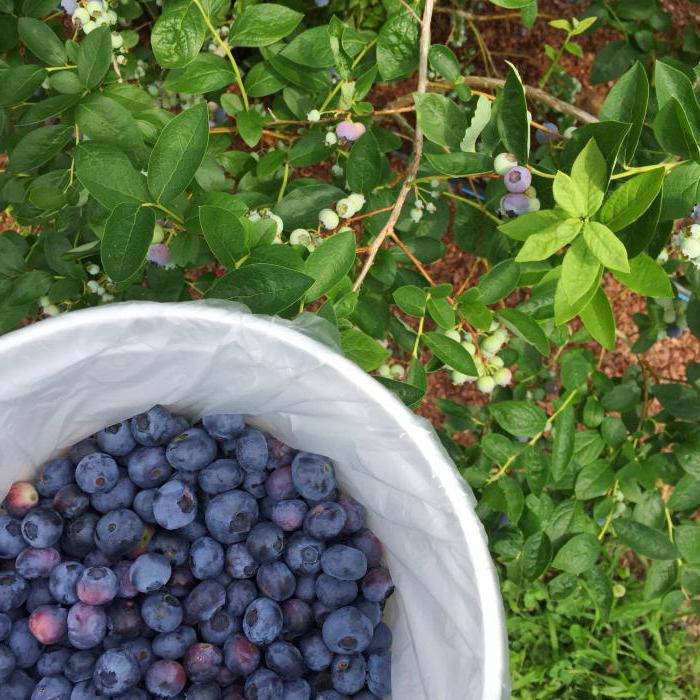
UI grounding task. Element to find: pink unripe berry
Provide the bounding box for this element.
[3,481,39,517]
[504,166,532,194]
[147,243,172,268]
[335,120,366,142]
[29,605,68,644]
[500,193,531,218]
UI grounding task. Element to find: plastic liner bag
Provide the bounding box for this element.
[0,301,510,699]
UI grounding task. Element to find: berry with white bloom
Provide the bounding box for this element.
[86,264,100,276]
[86,0,103,16]
[72,7,89,24]
[476,376,496,394]
[106,9,117,23]
[307,110,321,122]
[680,237,700,259]
[389,364,405,380]
[493,368,512,387]
[346,193,365,213]
[331,164,343,177]
[409,208,423,223]
[44,305,60,317]
[319,209,339,230]
[82,19,96,32]
[289,229,315,251]
[39,296,51,308]
[111,33,123,50]
[493,153,518,176]
[444,329,461,342]
[426,202,436,214]
[325,132,338,147]
[87,280,100,293]
[377,364,392,379]
[335,198,356,219]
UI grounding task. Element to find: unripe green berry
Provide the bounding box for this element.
[319,209,339,230]
[476,376,496,394]
[494,153,518,176]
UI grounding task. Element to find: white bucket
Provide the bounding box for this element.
[0,301,509,699]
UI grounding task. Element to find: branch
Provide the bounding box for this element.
[352,0,435,292]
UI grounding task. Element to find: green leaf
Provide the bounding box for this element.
[499,210,564,242]
[524,448,549,496]
[489,0,534,6]
[457,289,491,331]
[653,98,700,161]
[0,238,26,278]
[497,62,530,163]
[599,62,648,164]
[198,205,248,268]
[281,26,335,68]
[551,404,575,481]
[428,44,461,82]
[101,204,155,284]
[77,26,112,89]
[561,236,601,305]
[598,169,665,233]
[377,11,419,81]
[612,253,672,298]
[346,131,382,195]
[164,54,234,93]
[655,61,700,138]
[579,287,616,350]
[18,17,66,66]
[496,307,549,355]
[559,121,631,180]
[151,0,206,68]
[0,64,46,107]
[304,230,356,302]
[77,94,144,152]
[423,152,492,177]
[375,377,424,407]
[341,328,390,371]
[515,218,581,262]
[236,109,264,148]
[8,270,52,305]
[274,184,345,231]
[148,103,208,202]
[426,297,454,329]
[582,221,629,273]
[75,142,150,210]
[660,162,700,222]
[677,440,700,478]
[393,285,427,316]
[229,4,302,47]
[613,519,679,560]
[668,475,700,512]
[676,524,700,565]
[423,332,478,376]
[477,259,520,304]
[652,384,700,422]
[413,93,467,150]
[570,139,607,216]
[244,61,285,98]
[327,16,352,80]
[206,263,314,314]
[552,534,600,575]
[553,171,587,218]
[644,560,678,600]
[489,401,547,437]
[9,125,72,173]
[19,94,81,126]
[575,459,614,499]
[460,96,491,152]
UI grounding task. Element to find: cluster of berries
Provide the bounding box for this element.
[318,193,366,232]
[247,209,285,245]
[69,0,124,60]
[671,204,700,270]
[306,113,367,147]
[655,297,688,339]
[494,154,540,218]
[445,325,513,395]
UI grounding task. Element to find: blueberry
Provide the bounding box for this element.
[129,552,171,593]
[0,516,27,559]
[166,429,217,472]
[349,530,383,568]
[15,547,60,579]
[205,491,259,545]
[503,166,532,194]
[299,633,332,672]
[338,497,366,534]
[190,537,224,579]
[107,598,143,638]
[95,510,144,557]
[303,503,346,541]
[243,598,283,646]
[331,653,366,694]
[202,414,245,441]
[366,650,391,696]
[0,613,11,641]
[141,592,183,633]
[0,643,15,682]
[176,516,208,542]
[314,691,344,700]
[168,566,195,598]
[243,470,268,499]
[244,668,283,700]
[235,429,268,472]
[93,649,140,695]
[315,574,358,608]
[21,507,63,548]
[9,618,41,669]
[127,447,172,489]
[36,458,74,497]
[367,621,392,653]
[97,422,136,457]
[500,193,530,218]
[145,659,186,698]
[70,680,103,700]
[321,545,367,581]
[183,580,225,623]
[53,484,90,519]
[61,513,98,558]
[256,562,296,602]
[198,460,243,495]
[67,602,107,649]
[6,669,36,700]
[148,530,190,566]
[266,437,296,471]
[65,651,97,683]
[294,575,316,603]
[75,453,120,494]
[259,496,276,520]
[188,682,223,700]
[354,599,381,628]
[0,573,29,611]
[70,439,99,466]
[225,579,258,616]
[281,598,312,638]
[265,641,304,681]
[31,675,72,700]
[247,522,285,564]
[36,647,71,677]
[667,324,683,338]
[291,453,336,502]
[131,405,183,447]
[183,642,223,683]
[223,633,261,676]
[93,475,137,513]
[200,608,239,645]
[282,679,311,700]
[536,121,559,145]
[322,607,373,654]
[152,625,196,659]
[360,568,394,603]
[284,533,325,575]
[26,577,53,611]
[312,600,333,627]
[3,482,39,518]
[271,500,308,533]
[153,480,198,530]
[132,489,158,524]
[28,604,67,644]
[266,467,298,501]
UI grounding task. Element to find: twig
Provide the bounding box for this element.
[397,0,422,24]
[352,0,435,293]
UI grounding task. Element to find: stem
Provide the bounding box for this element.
[528,165,556,180]
[597,480,619,540]
[46,65,77,72]
[192,0,249,110]
[277,160,290,202]
[412,310,427,358]
[319,38,377,112]
[142,202,184,225]
[352,0,435,293]
[539,30,571,89]
[610,161,685,180]
[441,190,502,224]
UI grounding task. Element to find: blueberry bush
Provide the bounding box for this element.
[1,0,700,694]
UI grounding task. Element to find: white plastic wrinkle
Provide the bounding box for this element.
[0,301,510,699]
